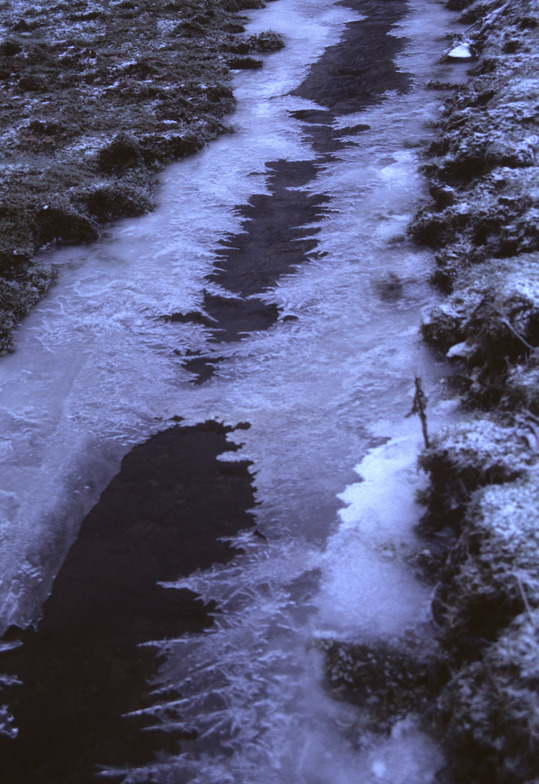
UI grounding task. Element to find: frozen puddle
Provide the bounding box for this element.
[0,0,467,779]
[127,429,450,784]
[322,432,435,640]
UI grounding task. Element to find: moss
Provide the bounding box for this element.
[227,55,263,69]
[0,39,22,56]
[96,133,143,174]
[411,0,539,304]
[422,253,539,408]
[438,611,539,784]
[418,417,534,538]
[506,360,539,415]
[408,4,539,778]
[35,203,99,246]
[317,635,448,736]
[431,478,539,656]
[247,30,284,52]
[0,263,54,354]
[79,182,154,222]
[415,431,539,782]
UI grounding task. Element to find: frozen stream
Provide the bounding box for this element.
[0,0,468,780]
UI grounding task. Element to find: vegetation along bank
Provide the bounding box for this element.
[0,0,283,353]
[322,1,539,782]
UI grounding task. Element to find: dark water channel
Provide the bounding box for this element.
[0,424,254,781]
[0,0,460,780]
[177,0,410,382]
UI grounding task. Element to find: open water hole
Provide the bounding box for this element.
[0,0,470,780]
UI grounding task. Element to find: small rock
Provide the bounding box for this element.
[446,341,472,359]
[429,182,457,208]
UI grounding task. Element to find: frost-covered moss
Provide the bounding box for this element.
[432,477,539,655]
[438,610,539,784]
[507,362,539,415]
[464,479,539,607]
[408,2,539,780]
[414,416,539,782]
[317,635,447,737]
[0,263,54,354]
[410,0,539,291]
[418,417,535,536]
[423,252,539,408]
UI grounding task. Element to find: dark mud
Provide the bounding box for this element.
[174,159,332,380]
[294,0,411,113]
[0,422,254,782]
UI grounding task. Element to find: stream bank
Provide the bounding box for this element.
[0,0,283,354]
[335,1,539,781]
[417,0,539,780]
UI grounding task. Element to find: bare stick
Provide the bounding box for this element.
[517,576,534,623]
[406,375,430,449]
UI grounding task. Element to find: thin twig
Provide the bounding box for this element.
[406,375,430,449]
[500,318,534,352]
[517,576,535,623]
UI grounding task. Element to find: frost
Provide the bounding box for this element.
[413,3,539,767]
[422,252,539,408]
[422,416,535,480]
[431,476,539,650]
[468,478,539,603]
[438,610,539,784]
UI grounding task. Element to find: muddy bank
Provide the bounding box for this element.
[413,2,539,780]
[0,421,255,781]
[321,2,539,782]
[0,0,284,354]
[412,0,539,784]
